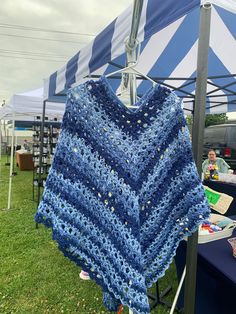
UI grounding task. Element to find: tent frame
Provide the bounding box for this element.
[7,115,15,209]
[89,72,236,113]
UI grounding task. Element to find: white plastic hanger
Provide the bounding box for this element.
[105,41,157,86]
[106,64,157,86]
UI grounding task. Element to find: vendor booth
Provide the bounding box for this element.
[1,0,236,313]
[0,87,65,210]
[37,0,236,313]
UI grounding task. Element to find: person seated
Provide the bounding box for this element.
[23,139,30,151]
[202,149,230,174]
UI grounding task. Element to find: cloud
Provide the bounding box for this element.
[0,0,131,102]
[2,0,54,17]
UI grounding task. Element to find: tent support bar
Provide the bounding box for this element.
[208,73,236,79]
[184,3,211,314]
[87,74,236,98]
[88,74,196,81]
[206,99,233,105]
[207,80,236,95]
[206,102,236,110]
[126,0,143,106]
[155,80,195,97]
[207,80,236,96]
[177,79,196,90]
[7,114,15,210]
[37,100,47,216]
[128,0,143,49]
[108,61,124,69]
[206,93,236,98]
[0,120,2,162]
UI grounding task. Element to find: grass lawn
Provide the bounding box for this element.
[0,155,178,314]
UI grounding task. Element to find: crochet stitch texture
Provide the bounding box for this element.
[35,76,210,314]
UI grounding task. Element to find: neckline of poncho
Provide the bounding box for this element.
[98,75,160,115]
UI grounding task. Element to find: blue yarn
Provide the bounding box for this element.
[35,76,210,314]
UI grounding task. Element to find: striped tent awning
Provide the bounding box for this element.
[44,0,236,115]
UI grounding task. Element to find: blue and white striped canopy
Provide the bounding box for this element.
[44,0,236,114]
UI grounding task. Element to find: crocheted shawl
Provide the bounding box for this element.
[35,76,210,314]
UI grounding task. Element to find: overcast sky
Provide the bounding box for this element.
[0,0,132,103]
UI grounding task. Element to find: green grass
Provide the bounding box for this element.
[0,155,178,314]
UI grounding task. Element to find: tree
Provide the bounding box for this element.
[186,113,228,128]
[205,113,228,127]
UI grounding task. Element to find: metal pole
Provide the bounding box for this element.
[170,267,186,314]
[0,119,2,161]
[7,114,15,210]
[0,119,2,182]
[37,100,46,214]
[126,0,143,105]
[126,2,143,312]
[128,0,143,48]
[5,127,10,165]
[184,3,211,314]
[0,120,1,161]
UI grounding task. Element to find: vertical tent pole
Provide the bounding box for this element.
[0,119,2,161]
[170,267,186,314]
[126,1,143,313]
[7,114,15,210]
[37,100,46,207]
[0,119,2,182]
[6,127,9,165]
[0,120,1,157]
[184,3,212,313]
[126,0,143,106]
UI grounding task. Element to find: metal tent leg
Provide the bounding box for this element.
[7,116,15,210]
[5,128,10,166]
[148,282,172,310]
[0,120,2,180]
[170,267,186,314]
[184,3,212,314]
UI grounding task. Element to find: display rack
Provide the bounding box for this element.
[32,116,59,202]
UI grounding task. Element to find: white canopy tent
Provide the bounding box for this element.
[0,87,65,210]
[0,87,65,121]
[0,0,234,311]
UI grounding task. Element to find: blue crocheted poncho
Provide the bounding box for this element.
[35,76,210,314]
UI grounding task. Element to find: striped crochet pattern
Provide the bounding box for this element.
[35,76,210,314]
